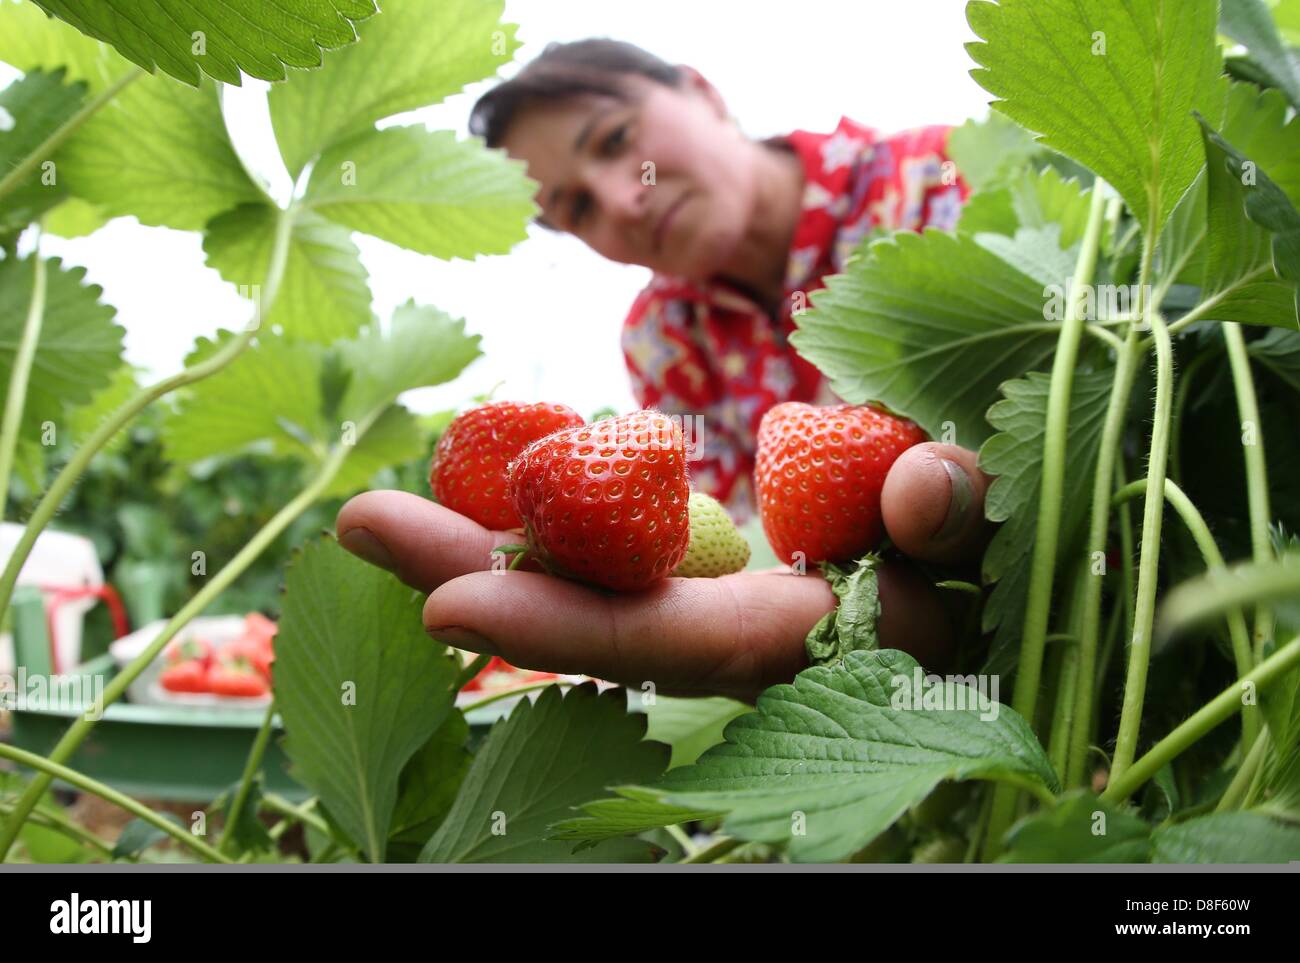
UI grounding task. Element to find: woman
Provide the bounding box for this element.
[337,39,992,701]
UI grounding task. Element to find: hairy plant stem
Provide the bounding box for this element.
[1112,476,1259,747]
[0,68,143,204]
[1064,332,1143,788]
[1214,725,1270,813]
[1221,322,1274,662]
[218,699,278,855]
[0,249,47,515]
[982,184,1109,858]
[1102,633,1300,804]
[1109,301,1175,786]
[0,203,298,628]
[0,743,231,863]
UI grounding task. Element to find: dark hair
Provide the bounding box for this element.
[469,38,683,150]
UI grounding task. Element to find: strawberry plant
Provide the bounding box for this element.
[2,0,1300,866]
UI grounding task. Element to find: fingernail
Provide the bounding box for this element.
[338,527,396,573]
[428,625,500,656]
[934,458,974,542]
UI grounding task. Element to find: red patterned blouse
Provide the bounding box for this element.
[620,116,968,522]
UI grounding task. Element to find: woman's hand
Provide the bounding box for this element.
[336,442,992,702]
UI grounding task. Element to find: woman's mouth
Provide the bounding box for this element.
[654,194,688,254]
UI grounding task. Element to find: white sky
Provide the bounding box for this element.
[6,0,991,418]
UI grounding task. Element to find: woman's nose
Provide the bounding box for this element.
[591,167,650,226]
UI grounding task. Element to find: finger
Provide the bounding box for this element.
[425,570,832,699]
[425,556,954,699]
[881,443,994,565]
[336,490,525,593]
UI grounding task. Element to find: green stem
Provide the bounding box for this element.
[1064,331,1142,788]
[0,249,47,515]
[1222,322,1274,662]
[1102,633,1300,804]
[1109,307,1175,785]
[0,798,114,859]
[261,794,329,837]
[680,836,742,864]
[0,203,298,628]
[0,427,361,861]
[1214,725,1270,813]
[665,823,697,858]
[1090,592,1125,752]
[0,68,143,204]
[0,743,231,864]
[1111,476,1259,747]
[984,184,1109,857]
[454,653,492,691]
[218,699,277,854]
[458,678,576,715]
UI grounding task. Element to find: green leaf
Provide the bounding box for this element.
[0,68,85,231]
[1250,327,1300,390]
[547,787,721,850]
[644,695,752,769]
[791,227,1071,448]
[336,301,481,422]
[42,196,109,237]
[1197,116,1300,328]
[1151,811,1300,862]
[1221,0,1300,110]
[110,813,186,859]
[275,536,461,861]
[304,125,537,259]
[966,0,1226,235]
[269,0,519,178]
[57,73,264,231]
[1000,791,1152,862]
[203,203,373,343]
[217,777,273,854]
[658,648,1057,862]
[420,684,669,863]
[389,710,470,852]
[978,369,1114,672]
[322,404,426,498]
[804,554,882,667]
[29,0,377,87]
[945,111,1042,191]
[956,165,1095,251]
[161,332,326,464]
[0,255,124,441]
[0,0,131,92]
[1158,554,1300,640]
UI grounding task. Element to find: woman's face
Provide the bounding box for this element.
[500,69,760,280]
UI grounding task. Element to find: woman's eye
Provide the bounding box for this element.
[602,124,628,154]
[570,193,591,225]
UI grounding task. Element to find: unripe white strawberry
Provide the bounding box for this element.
[671,492,751,578]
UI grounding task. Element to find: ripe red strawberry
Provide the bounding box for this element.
[755,402,927,565]
[509,410,691,591]
[430,401,585,529]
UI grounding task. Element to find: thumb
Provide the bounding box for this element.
[880,443,993,565]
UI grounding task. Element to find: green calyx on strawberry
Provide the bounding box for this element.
[755,402,927,565]
[509,410,691,592]
[430,400,585,530]
[672,491,750,577]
